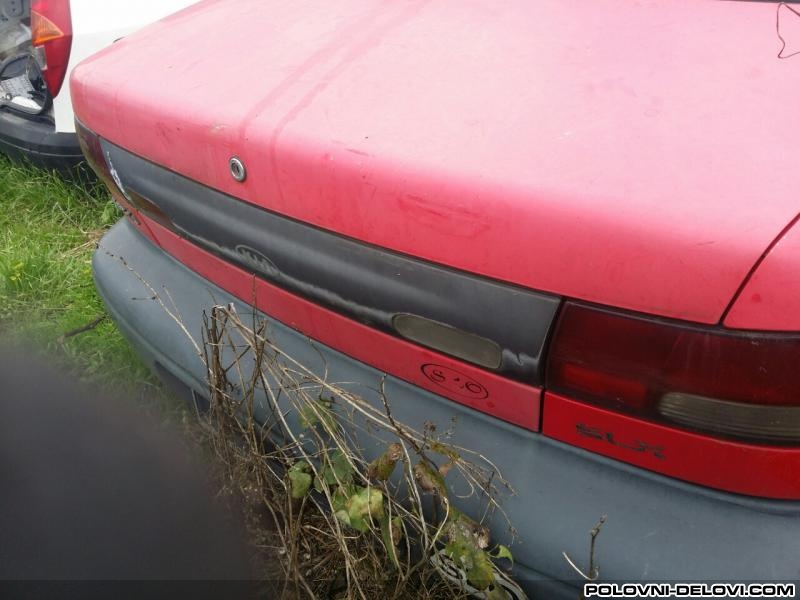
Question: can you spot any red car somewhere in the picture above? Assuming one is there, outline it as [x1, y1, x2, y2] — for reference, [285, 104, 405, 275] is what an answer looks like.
[73, 1, 800, 595]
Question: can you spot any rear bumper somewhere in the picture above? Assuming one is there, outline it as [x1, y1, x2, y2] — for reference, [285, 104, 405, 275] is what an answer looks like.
[0, 108, 84, 171]
[94, 219, 800, 597]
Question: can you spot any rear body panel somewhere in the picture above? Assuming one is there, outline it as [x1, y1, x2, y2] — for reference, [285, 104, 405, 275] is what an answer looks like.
[103, 139, 560, 385]
[72, 0, 800, 323]
[88, 138, 800, 499]
[94, 219, 800, 595]
[72, 0, 800, 589]
[103, 141, 548, 429]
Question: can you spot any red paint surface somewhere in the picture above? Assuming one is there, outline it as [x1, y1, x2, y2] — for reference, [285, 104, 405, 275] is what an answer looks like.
[143, 216, 541, 430]
[71, 0, 800, 325]
[725, 220, 800, 331]
[543, 392, 800, 499]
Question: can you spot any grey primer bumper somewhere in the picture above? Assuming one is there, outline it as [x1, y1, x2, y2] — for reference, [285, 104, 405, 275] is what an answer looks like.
[95, 219, 800, 598]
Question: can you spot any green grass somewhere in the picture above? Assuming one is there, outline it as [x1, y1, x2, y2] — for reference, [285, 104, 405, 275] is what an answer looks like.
[0, 157, 182, 418]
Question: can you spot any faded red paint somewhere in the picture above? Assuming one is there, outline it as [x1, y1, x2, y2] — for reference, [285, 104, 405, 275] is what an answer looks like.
[71, 0, 800, 325]
[725, 219, 800, 331]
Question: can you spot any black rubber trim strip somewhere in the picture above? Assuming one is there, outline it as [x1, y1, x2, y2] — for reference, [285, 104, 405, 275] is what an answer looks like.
[102, 139, 560, 383]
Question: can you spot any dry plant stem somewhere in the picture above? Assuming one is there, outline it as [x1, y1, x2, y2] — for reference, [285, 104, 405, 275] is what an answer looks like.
[108, 254, 518, 599]
[204, 304, 515, 598]
[222, 306, 513, 517]
[236, 317, 366, 599]
[57, 314, 105, 342]
[562, 514, 607, 583]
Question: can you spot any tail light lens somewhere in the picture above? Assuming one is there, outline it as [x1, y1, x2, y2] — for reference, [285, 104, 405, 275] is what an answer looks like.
[546, 302, 800, 445]
[31, 0, 72, 98]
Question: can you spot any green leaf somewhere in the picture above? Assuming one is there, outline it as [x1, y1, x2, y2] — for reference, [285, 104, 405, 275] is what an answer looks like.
[335, 509, 351, 527]
[287, 461, 312, 499]
[444, 539, 495, 591]
[466, 550, 495, 591]
[445, 507, 490, 549]
[445, 538, 473, 569]
[330, 450, 354, 482]
[331, 487, 350, 512]
[298, 397, 338, 432]
[380, 516, 404, 568]
[324, 450, 354, 485]
[491, 544, 514, 565]
[344, 487, 383, 532]
[313, 450, 355, 493]
[349, 513, 369, 532]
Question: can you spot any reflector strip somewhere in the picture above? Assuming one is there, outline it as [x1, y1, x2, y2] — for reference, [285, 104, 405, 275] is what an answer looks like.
[392, 313, 502, 369]
[658, 392, 800, 444]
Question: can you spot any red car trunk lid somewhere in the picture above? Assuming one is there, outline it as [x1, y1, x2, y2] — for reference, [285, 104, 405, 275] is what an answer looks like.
[71, 0, 800, 325]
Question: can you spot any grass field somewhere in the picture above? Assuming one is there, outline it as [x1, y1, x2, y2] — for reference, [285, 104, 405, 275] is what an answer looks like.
[0, 158, 179, 417]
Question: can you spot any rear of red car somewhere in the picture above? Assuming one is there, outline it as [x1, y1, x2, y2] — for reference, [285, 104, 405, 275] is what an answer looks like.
[73, 1, 800, 595]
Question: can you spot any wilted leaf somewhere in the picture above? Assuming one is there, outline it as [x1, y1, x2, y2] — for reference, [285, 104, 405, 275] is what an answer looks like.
[413, 461, 447, 496]
[367, 442, 404, 480]
[446, 507, 490, 549]
[438, 461, 454, 477]
[430, 441, 460, 462]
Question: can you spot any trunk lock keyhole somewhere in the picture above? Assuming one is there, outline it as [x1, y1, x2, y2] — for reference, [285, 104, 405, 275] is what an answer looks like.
[229, 156, 246, 182]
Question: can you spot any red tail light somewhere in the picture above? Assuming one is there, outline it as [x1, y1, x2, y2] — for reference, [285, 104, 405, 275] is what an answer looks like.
[31, 0, 72, 97]
[546, 303, 800, 444]
[542, 302, 800, 498]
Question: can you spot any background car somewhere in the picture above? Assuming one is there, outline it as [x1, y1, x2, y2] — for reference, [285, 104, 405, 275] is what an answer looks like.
[72, 1, 800, 597]
[0, 0, 195, 172]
